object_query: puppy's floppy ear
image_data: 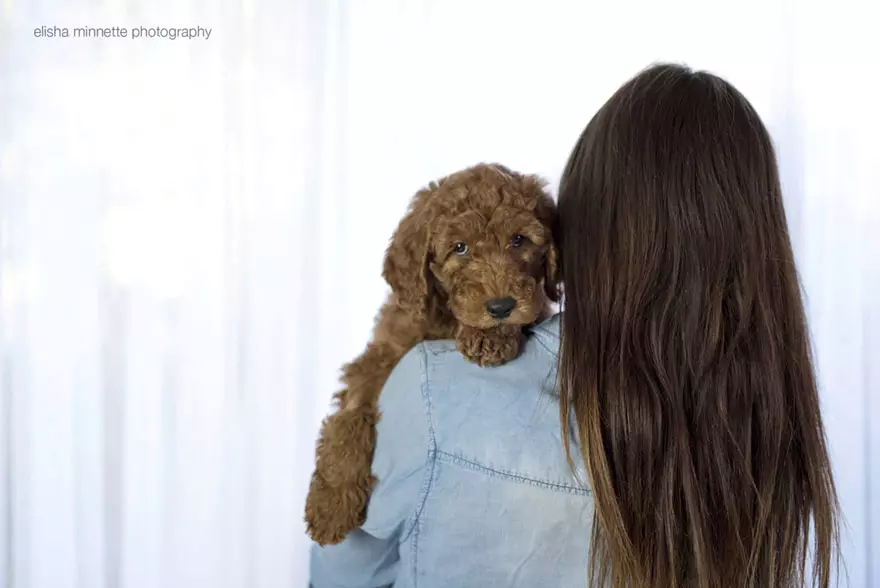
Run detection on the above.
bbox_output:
[525,173,562,303]
[382,184,436,317]
[543,241,561,302]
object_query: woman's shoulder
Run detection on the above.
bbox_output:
[382,312,560,431]
[419,311,560,364]
[399,312,587,495]
[378,312,585,505]
[416,312,560,395]
[385,311,561,433]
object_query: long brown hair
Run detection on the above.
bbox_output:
[557,64,840,587]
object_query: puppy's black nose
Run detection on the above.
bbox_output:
[486,297,516,319]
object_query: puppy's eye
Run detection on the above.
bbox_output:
[510,234,528,248]
[453,242,469,256]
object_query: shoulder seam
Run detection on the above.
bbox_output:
[400,343,438,554]
[424,342,456,356]
[532,334,558,357]
[530,314,560,353]
[436,450,591,496]
[418,343,438,447]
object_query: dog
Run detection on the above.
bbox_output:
[304,162,560,546]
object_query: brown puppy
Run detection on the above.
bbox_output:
[304,163,560,545]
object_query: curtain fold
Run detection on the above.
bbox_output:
[1,1,877,586]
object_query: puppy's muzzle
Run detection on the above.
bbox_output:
[486,297,516,319]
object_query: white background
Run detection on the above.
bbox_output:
[1,0,878,586]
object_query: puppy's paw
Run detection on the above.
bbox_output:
[304,407,378,545]
[456,324,523,367]
[305,468,374,545]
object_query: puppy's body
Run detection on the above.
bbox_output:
[305,163,559,545]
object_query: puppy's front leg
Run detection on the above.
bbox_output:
[305,400,377,546]
[305,339,404,545]
[456,323,523,367]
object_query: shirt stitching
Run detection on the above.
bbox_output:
[402,343,439,586]
[426,343,455,356]
[435,450,591,496]
[533,333,558,356]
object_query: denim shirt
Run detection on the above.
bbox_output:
[309,313,594,587]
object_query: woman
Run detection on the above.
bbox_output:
[309,63,840,587]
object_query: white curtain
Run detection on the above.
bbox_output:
[1,1,877,587]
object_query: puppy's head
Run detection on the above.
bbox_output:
[383,163,559,328]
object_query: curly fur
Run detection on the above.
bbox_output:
[304,163,560,545]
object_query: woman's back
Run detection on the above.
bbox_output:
[310,63,840,588]
[310,314,595,587]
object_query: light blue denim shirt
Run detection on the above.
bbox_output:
[309,313,594,587]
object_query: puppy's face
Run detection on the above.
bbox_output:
[429,195,555,329]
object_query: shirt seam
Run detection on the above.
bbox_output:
[401,343,438,587]
[531,314,560,352]
[435,450,591,496]
[425,343,456,356]
[533,333,558,356]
